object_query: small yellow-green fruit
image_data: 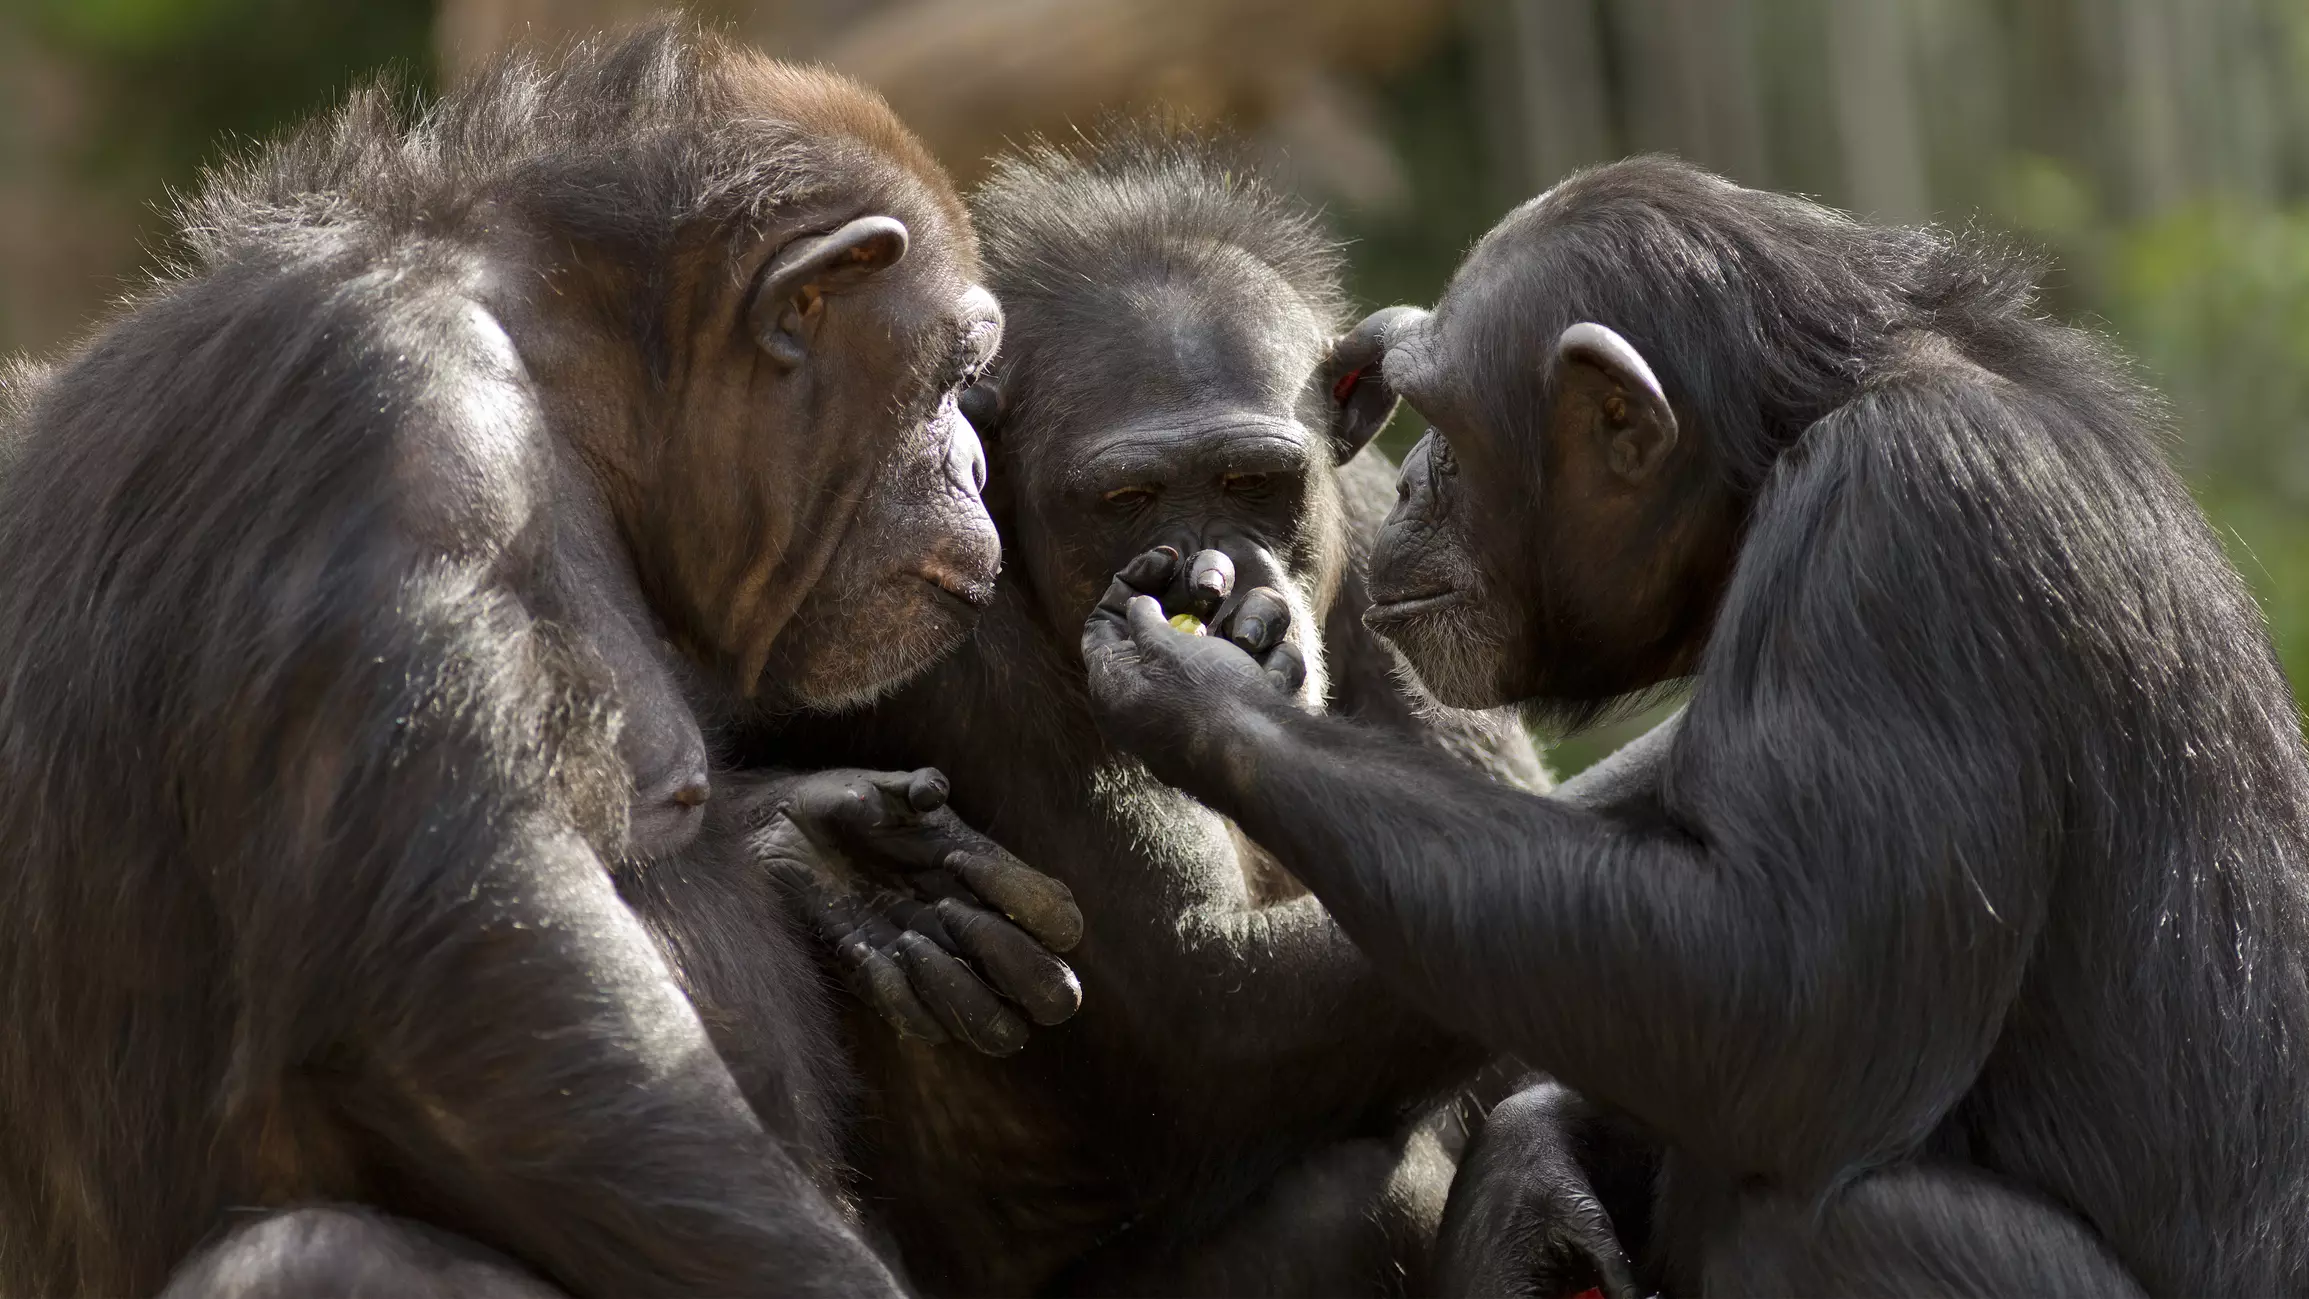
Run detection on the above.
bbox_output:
[1169,613,1207,636]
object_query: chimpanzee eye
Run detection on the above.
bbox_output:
[1220,472,1272,496]
[1103,486,1157,511]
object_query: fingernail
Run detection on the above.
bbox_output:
[1237,617,1265,644]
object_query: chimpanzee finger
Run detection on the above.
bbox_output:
[761,849,958,1042]
[808,768,937,831]
[774,770,892,839]
[871,888,958,953]
[1260,641,1308,695]
[816,803,1083,951]
[1099,546,1182,609]
[1554,1192,1641,1299]
[892,931,1030,1056]
[835,938,950,1044]
[1085,548,1183,660]
[905,767,949,813]
[1213,586,1293,655]
[1169,549,1235,620]
[932,897,1083,1026]
[945,845,1085,952]
[1123,592,1175,646]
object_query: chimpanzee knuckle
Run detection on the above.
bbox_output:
[847,943,949,1044]
[904,767,950,813]
[934,898,1084,1025]
[1263,643,1308,694]
[1114,545,1182,594]
[950,851,1084,952]
[895,933,1029,1056]
[1223,588,1292,652]
[891,896,961,952]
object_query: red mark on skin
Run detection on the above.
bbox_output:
[1567,1290,1605,1299]
[1332,364,1366,405]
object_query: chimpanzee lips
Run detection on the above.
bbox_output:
[918,565,997,610]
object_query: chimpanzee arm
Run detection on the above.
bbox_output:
[209,546,901,1297]
[1085,373,2063,1186]
[154,287,902,1294]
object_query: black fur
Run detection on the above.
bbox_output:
[748,132,1545,1296]
[0,24,998,1297]
[1083,157,2309,1294]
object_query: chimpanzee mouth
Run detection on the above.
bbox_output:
[916,567,997,611]
[1364,589,1465,624]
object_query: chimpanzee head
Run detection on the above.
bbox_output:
[1360,157,1904,724]
[959,130,1397,706]
[373,27,1003,709]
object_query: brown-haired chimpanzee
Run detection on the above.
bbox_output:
[1081,155,2309,1296]
[744,130,1551,1297]
[0,24,1048,1298]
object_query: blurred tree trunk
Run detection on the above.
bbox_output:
[1615,0,1771,185]
[1826,0,1927,221]
[438,0,691,78]
[436,0,1450,200]
[811,0,1449,191]
[1471,0,1615,200]
[0,14,143,356]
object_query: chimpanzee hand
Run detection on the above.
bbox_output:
[1434,1083,1644,1299]
[1080,546,1307,780]
[744,768,1085,1057]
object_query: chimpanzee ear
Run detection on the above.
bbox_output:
[1317,306,1423,463]
[749,215,911,370]
[1555,322,1677,484]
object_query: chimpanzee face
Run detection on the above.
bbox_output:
[749,247,1008,712]
[986,255,1342,701]
[1361,245,1733,718]
[1361,294,1549,711]
[552,116,1005,712]
[649,194,1005,712]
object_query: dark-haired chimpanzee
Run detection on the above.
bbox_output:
[0,25,1060,1299]
[1082,155,2309,1296]
[746,133,1551,1296]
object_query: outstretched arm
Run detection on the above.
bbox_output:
[1081,386,2060,1185]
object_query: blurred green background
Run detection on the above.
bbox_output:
[3,0,2305,772]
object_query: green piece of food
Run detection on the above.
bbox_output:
[1169,612,1207,636]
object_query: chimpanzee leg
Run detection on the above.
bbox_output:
[1055,1109,1459,1298]
[1705,1162,2144,1298]
[1434,1081,1652,1299]
[161,1206,563,1299]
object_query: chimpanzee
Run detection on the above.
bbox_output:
[746,130,1550,1297]
[0,25,1038,1298]
[1081,155,2309,1296]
